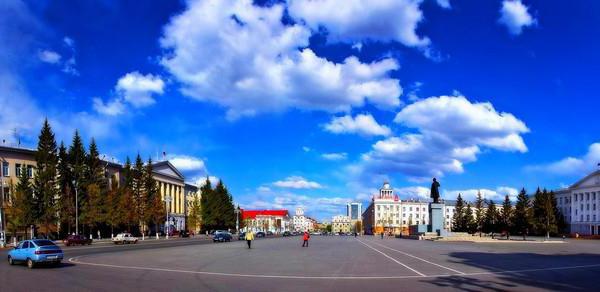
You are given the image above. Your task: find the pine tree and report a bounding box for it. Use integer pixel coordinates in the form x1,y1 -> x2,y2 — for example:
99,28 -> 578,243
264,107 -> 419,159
11,165 -> 35,238
144,158 -> 164,237
200,177 -> 214,232
452,194 -> 465,232
550,191 -> 566,234
57,141 -> 75,236
33,119 -> 59,237
132,154 -> 146,235
118,157 -> 136,232
474,192 -> 485,236
513,188 -> 532,240
79,139 -> 106,236
86,139 -> 105,188
501,195 -> 512,239
68,130 -> 87,234
484,200 -> 500,237
533,188 -> 557,239
465,204 -> 476,234
214,180 -> 235,230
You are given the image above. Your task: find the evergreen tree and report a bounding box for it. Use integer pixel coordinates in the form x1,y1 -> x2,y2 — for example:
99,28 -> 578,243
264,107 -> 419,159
11,165 -> 35,238
484,200 -> 500,237
214,180 -> 235,230
200,177 -> 214,232
474,192 -> 485,236
33,119 -> 59,237
86,139 -> 105,188
452,194 -> 465,232
118,157 -> 136,232
501,195 -> 512,239
464,204 -> 476,234
550,191 -> 567,234
533,188 -> 557,239
144,158 -> 164,237
68,130 -> 87,234
104,176 -> 121,237
79,139 -> 106,236
513,188 -> 532,240
132,154 -> 146,235
57,141 -> 75,235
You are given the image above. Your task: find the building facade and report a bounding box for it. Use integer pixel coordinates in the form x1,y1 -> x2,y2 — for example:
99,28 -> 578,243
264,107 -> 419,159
184,183 -> 200,233
292,207 -> 317,232
331,215 -> 351,233
151,161 -> 187,232
241,210 -> 291,233
555,170 -> 600,235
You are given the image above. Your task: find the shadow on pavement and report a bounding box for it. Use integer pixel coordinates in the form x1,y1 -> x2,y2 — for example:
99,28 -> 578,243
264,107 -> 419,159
420,252 -> 600,291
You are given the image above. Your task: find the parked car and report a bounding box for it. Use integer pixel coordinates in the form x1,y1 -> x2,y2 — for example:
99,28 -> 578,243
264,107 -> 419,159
213,232 -> 232,242
266,231 -> 274,236
282,231 -> 291,237
8,239 -> 64,268
112,233 -> 138,244
179,230 -> 190,238
63,234 -> 92,246
238,232 -> 246,240
256,231 -> 266,238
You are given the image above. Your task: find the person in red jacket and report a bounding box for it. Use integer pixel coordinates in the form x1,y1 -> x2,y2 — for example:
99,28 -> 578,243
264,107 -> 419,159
302,231 -> 310,247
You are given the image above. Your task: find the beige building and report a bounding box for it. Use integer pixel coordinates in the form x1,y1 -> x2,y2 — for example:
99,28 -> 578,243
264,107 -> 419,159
184,183 -> 200,233
152,161 -> 187,232
331,215 -> 351,234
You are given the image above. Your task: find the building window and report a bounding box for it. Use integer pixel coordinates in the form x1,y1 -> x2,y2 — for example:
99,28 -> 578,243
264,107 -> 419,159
594,204 -> 597,211
559,197 -> 562,204
403,220 -> 406,224
409,207 -> 412,211
27,165 -> 33,178
587,215 -> 590,222
1,162 -> 8,177
581,215 -> 583,221
594,215 -> 597,221
594,193 -> 597,200
587,193 -> 590,201
403,213 -> 406,218
403,207 -> 406,211
15,163 -> 21,177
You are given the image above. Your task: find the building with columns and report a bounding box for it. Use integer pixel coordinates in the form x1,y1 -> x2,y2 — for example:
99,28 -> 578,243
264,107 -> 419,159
152,161 -> 187,232
555,170 -> 600,235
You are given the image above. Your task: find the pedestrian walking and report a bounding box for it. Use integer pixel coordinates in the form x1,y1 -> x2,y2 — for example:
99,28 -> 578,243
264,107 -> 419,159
302,231 -> 310,247
245,230 -> 254,249
380,232 -> 384,239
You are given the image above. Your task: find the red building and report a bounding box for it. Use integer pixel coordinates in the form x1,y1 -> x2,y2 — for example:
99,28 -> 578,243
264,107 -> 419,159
241,209 -> 291,234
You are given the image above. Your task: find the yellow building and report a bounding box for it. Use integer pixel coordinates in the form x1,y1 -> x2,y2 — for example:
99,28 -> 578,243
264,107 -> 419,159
332,215 -> 351,234
151,161 -> 187,232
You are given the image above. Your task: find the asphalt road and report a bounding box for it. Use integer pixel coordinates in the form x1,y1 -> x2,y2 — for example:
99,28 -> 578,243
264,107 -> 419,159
2,235 -> 600,291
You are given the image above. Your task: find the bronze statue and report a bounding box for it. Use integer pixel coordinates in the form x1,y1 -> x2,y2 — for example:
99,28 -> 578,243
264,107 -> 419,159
430,178 -> 440,203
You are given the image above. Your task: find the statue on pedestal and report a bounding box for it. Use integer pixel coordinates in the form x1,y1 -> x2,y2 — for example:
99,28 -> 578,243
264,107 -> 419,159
430,178 -> 440,204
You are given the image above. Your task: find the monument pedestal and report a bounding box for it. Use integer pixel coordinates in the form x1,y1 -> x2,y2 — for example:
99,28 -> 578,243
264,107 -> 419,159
428,203 -> 448,236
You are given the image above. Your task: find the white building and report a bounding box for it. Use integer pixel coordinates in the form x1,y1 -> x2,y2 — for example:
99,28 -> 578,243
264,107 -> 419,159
292,207 -> 317,232
555,170 -> 600,235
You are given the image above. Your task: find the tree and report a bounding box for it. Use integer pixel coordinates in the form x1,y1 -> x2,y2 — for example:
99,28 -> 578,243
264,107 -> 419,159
144,158 -> 164,236
187,194 -> 201,234
214,180 -> 235,230
33,119 -> 59,237
354,221 -> 363,233
474,192 -> 485,236
132,154 -> 146,235
81,183 -> 104,237
11,165 -> 35,239
513,188 -> 532,240
80,139 -> 107,236
484,200 -> 500,237
500,195 -> 512,239
465,204 -> 476,234
57,141 -> 75,236
68,130 -> 87,234
533,188 -> 557,239
452,194 -> 466,232
104,176 -> 121,237
326,224 -> 332,233
86,139 -> 105,188
550,191 -> 567,234
200,177 -> 214,232
118,157 -> 136,232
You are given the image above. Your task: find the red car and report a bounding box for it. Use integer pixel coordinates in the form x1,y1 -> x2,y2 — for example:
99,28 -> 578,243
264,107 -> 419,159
63,235 -> 92,246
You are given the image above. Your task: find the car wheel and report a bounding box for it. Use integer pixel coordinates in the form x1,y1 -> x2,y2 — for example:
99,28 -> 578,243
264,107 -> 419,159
8,256 -> 14,265
55,260 -> 62,266
134,240 -> 138,244
65,243 -> 70,247
27,258 -> 35,269
122,241 -> 126,245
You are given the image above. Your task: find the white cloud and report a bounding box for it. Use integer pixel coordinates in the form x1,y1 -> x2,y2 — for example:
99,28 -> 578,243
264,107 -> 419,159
38,50 -> 61,64
257,186 -> 272,193
273,176 -> 323,189
92,97 -> 125,116
168,154 -> 206,172
355,95 -> 529,181
396,186 -> 430,200
526,143 -> 600,176
116,71 -> 164,108
288,0 -> 430,47
321,152 -> 348,161
498,0 -> 536,35
323,113 -> 391,137
63,36 -> 74,48
160,0 -> 402,120
194,175 -> 220,188
302,146 -> 311,152
436,0 -> 451,9
443,186 -> 519,203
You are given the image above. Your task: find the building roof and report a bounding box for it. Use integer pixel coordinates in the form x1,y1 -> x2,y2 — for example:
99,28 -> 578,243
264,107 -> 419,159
151,160 -> 185,181
242,209 -> 289,220
0,145 -> 36,155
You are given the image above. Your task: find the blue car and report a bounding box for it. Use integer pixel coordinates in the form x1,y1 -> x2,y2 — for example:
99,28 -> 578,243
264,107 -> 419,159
8,239 -> 64,269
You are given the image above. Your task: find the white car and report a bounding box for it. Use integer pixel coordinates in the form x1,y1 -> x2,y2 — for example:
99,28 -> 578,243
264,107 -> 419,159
112,233 -> 138,244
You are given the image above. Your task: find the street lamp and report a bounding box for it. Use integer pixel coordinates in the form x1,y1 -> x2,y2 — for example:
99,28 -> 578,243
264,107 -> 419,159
165,195 -> 171,239
234,205 -> 240,234
72,179 -> 79,235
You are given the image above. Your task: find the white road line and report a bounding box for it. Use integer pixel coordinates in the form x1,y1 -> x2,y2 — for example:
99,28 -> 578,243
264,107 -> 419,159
68,256 -> 600,280
367,240 -> 465,275
355,239 -> 426,277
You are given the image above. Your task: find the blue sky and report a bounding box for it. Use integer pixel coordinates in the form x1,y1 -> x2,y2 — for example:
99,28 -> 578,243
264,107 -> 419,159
2,0 -> 600,221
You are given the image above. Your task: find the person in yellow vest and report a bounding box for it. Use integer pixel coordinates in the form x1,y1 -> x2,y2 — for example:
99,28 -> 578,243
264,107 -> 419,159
245,230 -> 255,249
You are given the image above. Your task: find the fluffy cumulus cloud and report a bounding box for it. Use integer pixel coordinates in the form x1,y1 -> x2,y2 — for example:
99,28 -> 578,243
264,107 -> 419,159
116,72 -> 165,108
168,154 -> 206,172
526,143 -> 600,176
241,192 -> 357,220
38,50 -> 61,64
356,95 -> 529,181
288,0 -> 430,47
323,113 -> 391,137
160,0 -> 402,120
498,0 -> 536,35
436,0 -> 451,9
273,176 -> 323,189
443,186 -> 519,202
321,152 -> 348,161
92,97 -> 125,116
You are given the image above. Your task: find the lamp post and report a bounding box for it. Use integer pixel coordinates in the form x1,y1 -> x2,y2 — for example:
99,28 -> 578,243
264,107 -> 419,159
72,180 -> 79,235
234,206 -> 240,234
165,195 -> 171,239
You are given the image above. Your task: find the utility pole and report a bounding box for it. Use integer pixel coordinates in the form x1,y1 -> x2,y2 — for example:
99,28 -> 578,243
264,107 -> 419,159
235,205 -> 240,234
165,195 -> 171,239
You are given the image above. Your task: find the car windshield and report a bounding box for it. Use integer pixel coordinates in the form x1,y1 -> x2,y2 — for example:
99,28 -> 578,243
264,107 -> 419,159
33,240 -> 56,246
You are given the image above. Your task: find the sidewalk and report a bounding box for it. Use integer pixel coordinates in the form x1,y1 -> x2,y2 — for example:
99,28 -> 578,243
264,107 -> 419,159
1,234 -> 212,249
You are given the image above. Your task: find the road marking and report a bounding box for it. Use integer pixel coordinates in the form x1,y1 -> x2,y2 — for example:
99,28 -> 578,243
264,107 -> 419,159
355,239 -> 426,277
366,239 -> 466,275
68,256 -> 600,280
